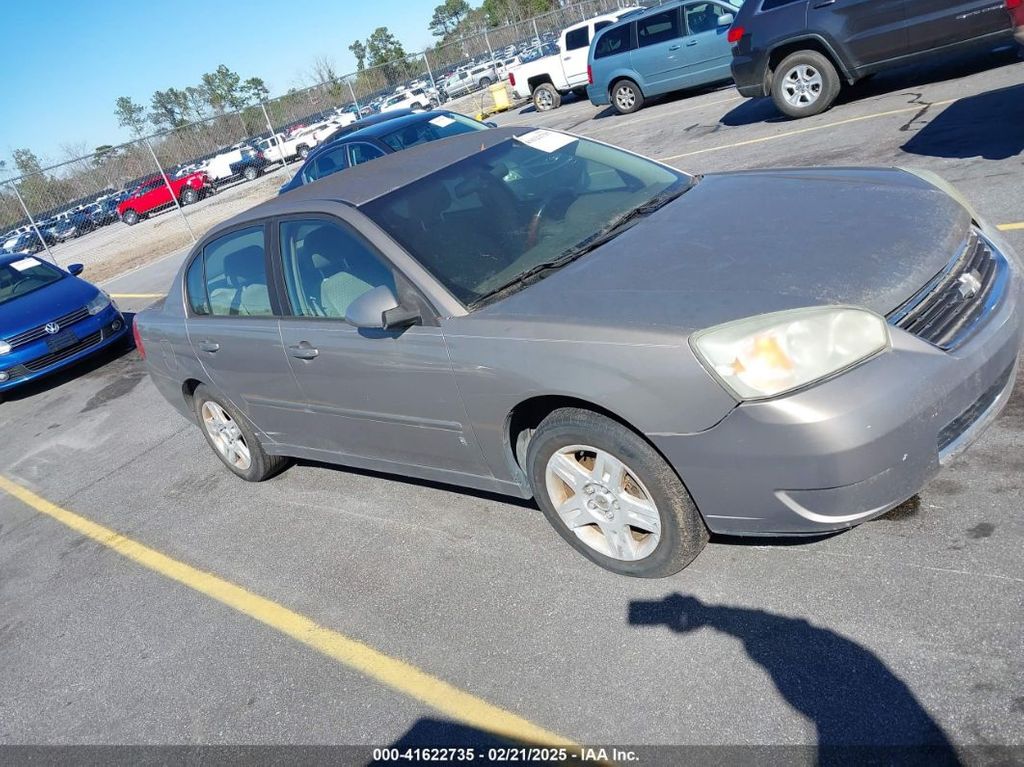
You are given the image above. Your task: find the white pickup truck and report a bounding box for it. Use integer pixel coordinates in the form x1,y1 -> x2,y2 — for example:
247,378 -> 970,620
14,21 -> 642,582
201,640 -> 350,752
256,127 -> 321,164
508,7 -> 643,112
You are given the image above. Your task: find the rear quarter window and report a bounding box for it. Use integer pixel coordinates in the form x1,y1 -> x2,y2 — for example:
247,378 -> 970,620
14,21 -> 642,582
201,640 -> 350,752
594,24 -> 633,59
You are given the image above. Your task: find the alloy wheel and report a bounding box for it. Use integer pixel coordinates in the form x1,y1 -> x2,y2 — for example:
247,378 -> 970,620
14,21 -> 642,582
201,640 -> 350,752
781,64 -> 823,107
615,85 -> 636,111
544,444 -> 661,561
201,401 -> 252,471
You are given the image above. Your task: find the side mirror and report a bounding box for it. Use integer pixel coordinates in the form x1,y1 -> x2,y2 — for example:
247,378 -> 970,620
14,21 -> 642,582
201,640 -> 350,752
345,285 -> 421,330
68,263 -> 84,276
718,12 -> 735,26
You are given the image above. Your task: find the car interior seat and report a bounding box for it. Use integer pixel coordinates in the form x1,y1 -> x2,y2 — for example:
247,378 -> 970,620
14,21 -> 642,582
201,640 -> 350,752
209,245 -> 271,316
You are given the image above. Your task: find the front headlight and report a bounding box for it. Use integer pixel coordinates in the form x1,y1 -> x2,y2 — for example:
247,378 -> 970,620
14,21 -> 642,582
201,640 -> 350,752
86,290 -> 113,315
691,306 -> 890,401
0,341 -> 10,355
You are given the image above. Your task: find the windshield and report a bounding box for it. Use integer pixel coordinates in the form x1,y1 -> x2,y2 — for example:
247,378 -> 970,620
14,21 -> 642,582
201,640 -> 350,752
0,256 -> 65,306
361,132 -> 688,306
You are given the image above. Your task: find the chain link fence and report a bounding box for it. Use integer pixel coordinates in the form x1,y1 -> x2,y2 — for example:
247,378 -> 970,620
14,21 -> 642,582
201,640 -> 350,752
1,0 -> 641,281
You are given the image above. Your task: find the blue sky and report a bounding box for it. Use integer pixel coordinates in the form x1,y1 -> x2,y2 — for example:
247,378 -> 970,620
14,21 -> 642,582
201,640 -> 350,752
0,0 -> 440,169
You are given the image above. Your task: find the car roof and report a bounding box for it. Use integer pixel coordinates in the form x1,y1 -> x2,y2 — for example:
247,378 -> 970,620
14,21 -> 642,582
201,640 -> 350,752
338,110 -> 454,140
212,126 -> 533,236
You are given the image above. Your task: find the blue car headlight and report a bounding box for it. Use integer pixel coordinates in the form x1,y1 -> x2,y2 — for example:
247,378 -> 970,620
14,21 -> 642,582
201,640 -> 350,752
0,341 -> 10,355
86,290 -> 114,315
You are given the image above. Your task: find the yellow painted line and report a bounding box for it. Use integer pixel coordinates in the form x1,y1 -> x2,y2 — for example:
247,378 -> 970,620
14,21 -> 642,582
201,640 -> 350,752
0,475 -> 574,747
111,293 -> 165,299
656,99 -> 957,161
997,222 -> 1024,231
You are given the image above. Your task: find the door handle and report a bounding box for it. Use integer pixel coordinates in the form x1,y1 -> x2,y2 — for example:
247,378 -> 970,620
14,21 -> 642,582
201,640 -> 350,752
198,340 -> 219,353
685,39 -> 698,46
289,343 -> 319,361
669,44 -> 682,50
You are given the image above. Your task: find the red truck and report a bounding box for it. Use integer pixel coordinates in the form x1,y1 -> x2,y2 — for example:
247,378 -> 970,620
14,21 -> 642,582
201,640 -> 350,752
117,171 -> 211,225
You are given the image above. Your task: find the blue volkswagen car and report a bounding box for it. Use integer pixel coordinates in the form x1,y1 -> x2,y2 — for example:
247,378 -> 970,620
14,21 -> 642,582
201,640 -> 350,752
588,1 -> 741,114
278,110 -> 491,195
0,253 -> 129,394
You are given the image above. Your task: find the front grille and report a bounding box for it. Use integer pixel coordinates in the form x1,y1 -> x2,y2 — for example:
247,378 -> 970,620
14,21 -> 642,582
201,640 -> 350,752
4,305 -> 91,348
20,331 -> 102,372
888,230 -> 1006,350
938,362 -> 1015,453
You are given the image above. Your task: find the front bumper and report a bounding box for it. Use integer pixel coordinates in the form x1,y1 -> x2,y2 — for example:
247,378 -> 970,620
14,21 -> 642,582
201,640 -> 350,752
651,234 -> 1023,536
0,304 -> 129,392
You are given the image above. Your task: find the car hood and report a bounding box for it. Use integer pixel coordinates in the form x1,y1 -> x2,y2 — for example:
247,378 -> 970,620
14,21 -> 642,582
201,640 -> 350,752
476,167 -> 970,332
0,275 -> 99,339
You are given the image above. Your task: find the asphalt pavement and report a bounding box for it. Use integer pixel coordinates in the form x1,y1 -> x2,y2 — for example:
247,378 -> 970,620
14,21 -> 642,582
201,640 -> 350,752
1,46 -> 1022,757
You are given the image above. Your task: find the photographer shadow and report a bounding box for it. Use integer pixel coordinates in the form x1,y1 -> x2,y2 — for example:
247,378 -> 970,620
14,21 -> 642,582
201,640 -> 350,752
629,594 -> 960,765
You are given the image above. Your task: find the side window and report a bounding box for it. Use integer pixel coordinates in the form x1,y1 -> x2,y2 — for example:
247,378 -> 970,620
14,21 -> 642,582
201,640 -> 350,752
761,0 -> 802,9
637,9 -> 681,46
594,20 -> 612,33
185,253 -> 209,315
303,147 -> 349,184
685,3 -> 728,34
347,142 -> 386,167
564,26 -> 590,51
279,219 -> 396,319
203,227 -> 272,317
594,24 -> 632,58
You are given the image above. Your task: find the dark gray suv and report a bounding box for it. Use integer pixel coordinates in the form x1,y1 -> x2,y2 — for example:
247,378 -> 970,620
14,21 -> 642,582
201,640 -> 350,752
730,0 -> 1015,118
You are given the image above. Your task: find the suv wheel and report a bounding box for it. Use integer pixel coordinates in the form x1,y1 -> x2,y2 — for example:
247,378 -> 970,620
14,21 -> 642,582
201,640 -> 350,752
611,79 -> 644,115
532,82 -> 561,112
194,385 -> 290,482
771,50 -> 840,118
526,408 -> 708,577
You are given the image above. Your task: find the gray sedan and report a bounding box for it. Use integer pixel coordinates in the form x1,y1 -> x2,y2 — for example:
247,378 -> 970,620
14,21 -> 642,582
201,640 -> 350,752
135,127 -> 1022,577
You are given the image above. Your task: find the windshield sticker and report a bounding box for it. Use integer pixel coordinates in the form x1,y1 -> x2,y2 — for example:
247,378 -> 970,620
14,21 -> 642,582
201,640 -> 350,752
10,257 -> 41,272
515,129 -> 577,154
429,115 -> 456,128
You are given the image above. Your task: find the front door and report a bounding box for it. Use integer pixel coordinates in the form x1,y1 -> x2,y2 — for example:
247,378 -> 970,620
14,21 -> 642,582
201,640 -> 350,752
678,2 -> 736,87
809,0 -> 908,68
904,0 -> 1008,51
184,224 -> 308,446
630,7 -> 687,93
274,216 -> 489,477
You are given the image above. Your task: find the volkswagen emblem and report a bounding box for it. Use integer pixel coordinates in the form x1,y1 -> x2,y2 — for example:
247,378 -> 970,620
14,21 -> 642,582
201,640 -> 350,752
956,271 -> 982,301
44,322 -> 60,335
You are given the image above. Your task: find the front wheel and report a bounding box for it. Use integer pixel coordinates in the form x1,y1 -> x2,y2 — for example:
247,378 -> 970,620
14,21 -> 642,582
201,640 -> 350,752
478,77 -> 492,88
180,187 -> 199,205
242,166 -> 259,181
297,145 -> 310,160
532,82 -> 561,112
121,209 -> 139,226
611,79 -> 644,115
770,50 -> 840,118
193,385 -> 289,482
526,408 -> 708,577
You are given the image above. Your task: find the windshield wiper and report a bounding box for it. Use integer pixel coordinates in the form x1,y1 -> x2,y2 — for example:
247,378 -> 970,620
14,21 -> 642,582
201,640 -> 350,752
469,178 -> 698,308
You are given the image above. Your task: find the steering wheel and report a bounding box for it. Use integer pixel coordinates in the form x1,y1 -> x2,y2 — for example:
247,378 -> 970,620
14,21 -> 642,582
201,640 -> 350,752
525,189 -> 576,250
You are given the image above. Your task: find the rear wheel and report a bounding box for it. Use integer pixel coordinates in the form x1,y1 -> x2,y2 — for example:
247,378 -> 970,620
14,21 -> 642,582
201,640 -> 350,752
297,145 -> 310,160
526,408 -> 708,577
180,187 -> 199,205
121,209 -> 139,226
242,166 -> 259,181
479,77 -> 492,88
770,50 -> 840,118
611,79 -> 644,115
532,82 -> 561,112
193,385 -> 289,482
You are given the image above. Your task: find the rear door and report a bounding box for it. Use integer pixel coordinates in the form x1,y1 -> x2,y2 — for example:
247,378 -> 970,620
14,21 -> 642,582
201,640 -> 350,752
676,2 -> 735,86
903,0 -> 1009,51
808,0 -> 908,68
274,215 -> 489,475
629,6 -> 687,93
184,223 -> 309,445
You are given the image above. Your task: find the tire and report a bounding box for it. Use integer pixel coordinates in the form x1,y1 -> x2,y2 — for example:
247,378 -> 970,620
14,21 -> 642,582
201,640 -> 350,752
121,209 -> 139,226
479,77 -> 492,88
770,50 -> 840,118
297,145 -> 310,160
526,408 -> 708,578
242,166 -> 259,182
611,79 -> 644,115
180,187 -> 199,205
193,384 -> 289,482
532,82 -> 561,112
